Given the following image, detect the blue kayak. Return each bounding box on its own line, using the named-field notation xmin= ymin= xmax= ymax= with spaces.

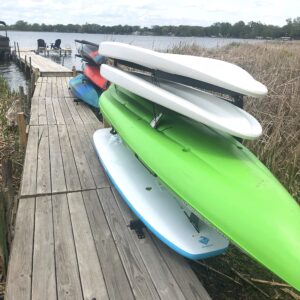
xmin=69 ymin=74 xmax=102 ymax=108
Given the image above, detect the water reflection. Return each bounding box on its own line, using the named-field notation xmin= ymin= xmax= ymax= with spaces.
xmin=0 ymin=60 xmax=28 ymax=92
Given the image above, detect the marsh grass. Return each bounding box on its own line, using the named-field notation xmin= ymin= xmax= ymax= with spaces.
xmin=170 ymin=41 xmax=300 ymax=202
xmin=0 ymin=75 xmax=23 ymax=191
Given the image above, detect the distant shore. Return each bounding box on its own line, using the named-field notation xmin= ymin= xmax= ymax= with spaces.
xmin=4 ymin=18 xmax=300 ymax=40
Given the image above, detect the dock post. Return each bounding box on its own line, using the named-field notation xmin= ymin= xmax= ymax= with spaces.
xmin=17 ymin=43 xmax=21 ymax=67
xmin=17 ymin=112 xmax=27 ymax=148
xmin=29 ymin=57 xmax=32 ymax=76
xmin=19 ymin=86 xmax=25 ymax=112
xmin=24 ymin=55 xmax=27 ymax=73
xmin=72 ymin=66 xmax=76 ymax=77
xmin=31 ymin=70 xmax=38 ymax=95
xmin=13 ymin=42 xmax=16 ymax=60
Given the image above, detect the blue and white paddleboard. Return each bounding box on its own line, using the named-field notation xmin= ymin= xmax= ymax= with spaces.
xmin=93 ymin=128 xmax=229 ymax=259
xmin=69 ymin=74 xmax=102 ymax=108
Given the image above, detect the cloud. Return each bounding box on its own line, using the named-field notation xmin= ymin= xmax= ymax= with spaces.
xmin=0 ymin=0 xmax=299 ymax=26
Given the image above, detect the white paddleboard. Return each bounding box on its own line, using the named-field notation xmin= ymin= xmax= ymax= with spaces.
xmin=99 ymin=42 xmax=268 ymax=97
xmin=93 ymin=128 xmax=229 ymax=259
xmin=100 ymin=64 xmax=262 ymax=139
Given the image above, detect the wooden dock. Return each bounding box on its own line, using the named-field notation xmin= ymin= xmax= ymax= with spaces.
xmin=5 ymin=70 xmax=211 ymax=299
xmin=16 ymin=50 xmax=73 ymax=77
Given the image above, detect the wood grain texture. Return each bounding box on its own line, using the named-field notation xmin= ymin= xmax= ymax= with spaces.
xmin=56 ymin=77 xmax=65 ymax=98
xmin=64 ymin=97 xmax=83 ymax=125
xmin=58 ymin=97 xmax=74 ymax=125
xmin=52 ymin=97 xmax=65 ymax=124
xmin=36 ymin=125 xmax=51 ymax=195
xmin=32 ymin=196 xmax=56 ymax=300
xmin=84 ymin=123 xmax=110 ymax=188
xmin=68 ymin=192 xmax=109 ymax=300
xmin=30 ymin=96 xmax=39 ymax=125
xmin=58 ymin=125 xmax=81 ymax=192
xmin=45 ymin=96 xmax=56 ymax=125
xmin=75 ymin=124 xmax=109 ymax=189
xmin=154 ymin=238 xmax=211 ymax=300
xmin=66 ymin=124 xmax=95 ymax=190
xmin=20 ymin=126 xmax=38 ymax=196
xmin=112 ymin=187 xmax=186 ymax=300
xmin=97 ymin=188 xmax=160 ymax=299
xmin=38 ymin=81 xmax=47 ymax=125
xmin=6 ymin=198 xmax=35 ymax=300
xmin=48 ymin=125 xmax=67 ymax=193
xmin=82 ymin=190 xmax=134 ymax=300
xmin=52 ymin=193 xmax=83 ymax=300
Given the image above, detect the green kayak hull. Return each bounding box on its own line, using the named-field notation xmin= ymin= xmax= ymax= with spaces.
xmin=99 ymin=85 xmax=300 ymax=290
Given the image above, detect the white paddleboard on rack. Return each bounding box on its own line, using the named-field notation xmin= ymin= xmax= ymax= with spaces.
xmin=100 ymin=64 xmax=262 ymax=139
xmin=93 ymin=128 xmax=229 ymax=259
xmin=99 ymin=42 xmax=268 ymax=97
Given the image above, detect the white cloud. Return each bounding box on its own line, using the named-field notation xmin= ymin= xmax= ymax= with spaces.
xmin=1 ymin=0 xmax=299 ymax=26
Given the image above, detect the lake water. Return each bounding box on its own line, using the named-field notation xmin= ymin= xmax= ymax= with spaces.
xmin=0 ymin=31 xmax=264 ymax=91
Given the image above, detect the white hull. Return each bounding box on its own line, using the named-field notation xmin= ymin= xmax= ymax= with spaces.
xmin=93 ymin=128 xmax=229 ymax=259
xmin=100 ymin=64 xmax=262 ymax=139
xmin=99 ymin=42 xmax=268 ymax=97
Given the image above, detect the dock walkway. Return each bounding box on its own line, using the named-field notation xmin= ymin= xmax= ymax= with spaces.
xmin=5 ymin=73 xmax=211 ymax=299
xmin=17 ymin=50 xmax=73 ymax=77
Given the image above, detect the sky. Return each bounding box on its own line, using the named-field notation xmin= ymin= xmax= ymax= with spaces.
xmin=1 ymin=0 xmax=300 ymax=27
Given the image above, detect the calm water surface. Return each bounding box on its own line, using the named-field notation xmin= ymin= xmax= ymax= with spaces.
xmin=0 ymin=31 xmax=265 ymax=91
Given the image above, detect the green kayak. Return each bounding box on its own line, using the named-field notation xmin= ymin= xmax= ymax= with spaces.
xmin=99 ymin=85 xmax=300 ymax=290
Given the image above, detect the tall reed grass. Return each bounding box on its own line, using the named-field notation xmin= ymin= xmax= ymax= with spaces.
xmin=170 ymin=42 xmax=300 ymax=202
xmin=0 ymin=76 xmax=23 ymax=188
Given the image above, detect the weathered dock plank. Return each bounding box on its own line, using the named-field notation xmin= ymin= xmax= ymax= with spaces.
xmin=36 ymin=125 xmax=51 ymax=195
xmin=83 ymin=190 xmax=134 ymax=300
xmin=66 ymin=124 xmax=95 ymax=190
xmin=112 ymin=187 xmax=186 ymax=300
xmin=32 ymin=196 xmax=56 ymax=300
xmin=20 ymin=126 xmax=38 ymax=196
xmin=49 ymin=125 xmax=67 ymax=193
xmin=52 ymin=193 xmax=83 ymax=300
xmin=6 ymin=198 xmax=35 ymax=300
xmin=68 ymin=192 xmax=109 ymax=300
xmin=57 ymin=125 xmax=81 ymax=192
xmin=97 ymin=188 xmax=160 ymax=299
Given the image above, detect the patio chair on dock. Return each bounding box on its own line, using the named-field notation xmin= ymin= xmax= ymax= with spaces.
xmin=37 ymin=39 xmax=47 ymax=53
xmin=51 ymin=39 xmax=61 ymax=50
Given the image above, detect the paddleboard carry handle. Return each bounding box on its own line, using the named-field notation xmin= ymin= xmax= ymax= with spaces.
xmin=113 ymin=58 xmax=245 ymax=107
xmin=234 ymin=94 xmax=244 ymax=109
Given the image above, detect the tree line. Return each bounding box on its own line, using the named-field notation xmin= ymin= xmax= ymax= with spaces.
xmin=5 ymin=18 xmax=300 ymax=39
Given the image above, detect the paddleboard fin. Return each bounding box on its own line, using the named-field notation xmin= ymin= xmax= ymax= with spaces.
xmin=184 ymin=211 xmax=201 ymax=233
